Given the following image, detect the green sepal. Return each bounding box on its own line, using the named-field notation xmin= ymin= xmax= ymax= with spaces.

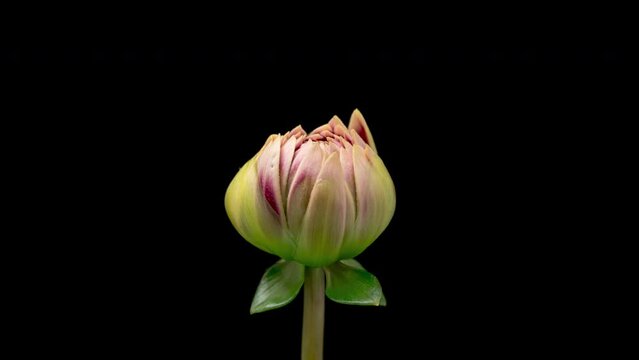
xmin=250 ymin=259 xmax=305 ymax=314
xmin=324 ymin=259 xmax=386 ymax=306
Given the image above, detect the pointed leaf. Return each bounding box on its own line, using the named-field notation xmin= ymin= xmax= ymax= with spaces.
xmin=250 ymin=260 xmax=305 ymax=314
xmin=342 ymin=259 xmax=388 ymax=306
xmin=324 ymin=260 xmax=386 ymax=306
xmin=337 ymin=259 xmax=385 ymax=306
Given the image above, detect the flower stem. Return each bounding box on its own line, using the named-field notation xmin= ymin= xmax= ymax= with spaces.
xmin=301 ymin=267 xmax=325 ymax=360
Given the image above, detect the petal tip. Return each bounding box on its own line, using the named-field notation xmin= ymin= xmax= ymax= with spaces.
xmin=348 ymin=109 xmax=377 ymax=152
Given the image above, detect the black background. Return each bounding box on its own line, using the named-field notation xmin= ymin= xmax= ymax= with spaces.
xmin=6 ymin=41 xmax=627 ymax=357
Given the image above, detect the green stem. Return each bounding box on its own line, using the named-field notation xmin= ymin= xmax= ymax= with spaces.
xmin=301 ymin=267 xmax=325 ymax=360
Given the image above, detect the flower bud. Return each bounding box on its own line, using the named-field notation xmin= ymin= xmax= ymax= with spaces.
xmin=225 ymin=110 xmax=395 ymax=267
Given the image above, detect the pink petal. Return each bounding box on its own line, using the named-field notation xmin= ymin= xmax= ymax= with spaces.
xmin=285 ymin=125 xmax=306 ymax=141
xmin=348 ymin=109 xmax=377 ymax=152
xmin=225 ymin=155 xmax=295 ymax=259
xmin=328 ymin=115 xmax=346 ymax=129
xmin=332 ymin=121 xmax=352 ymax=143
xmin=286 ymin=141 xmax=325 ymax=234
xmin=349 ymin=129 xmax=368 ymax=148
xmin=257 ymin=136 xmax=284 ymax=218
xmin=309 ymin=123 xmax=331 ymax=136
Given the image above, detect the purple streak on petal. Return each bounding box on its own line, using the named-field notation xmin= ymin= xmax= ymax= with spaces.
xmin=262 ymin=180 xmax=280 ymax=216
xmin=349 ymin=129 xmax=368 ymax=148
xmin=355 ymin=127 xmax=369 ymax=144
xmin=257 ymin=136 xmax=284 ymax=219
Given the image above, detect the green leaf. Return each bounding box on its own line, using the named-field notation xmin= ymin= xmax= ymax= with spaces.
xmin=339 ymin=258 xmax=365 ymax=270
xmin=324 ymin=259 xmax=386 ymax=306
xmin=250 ymin=260 xmax=305 ymax=314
